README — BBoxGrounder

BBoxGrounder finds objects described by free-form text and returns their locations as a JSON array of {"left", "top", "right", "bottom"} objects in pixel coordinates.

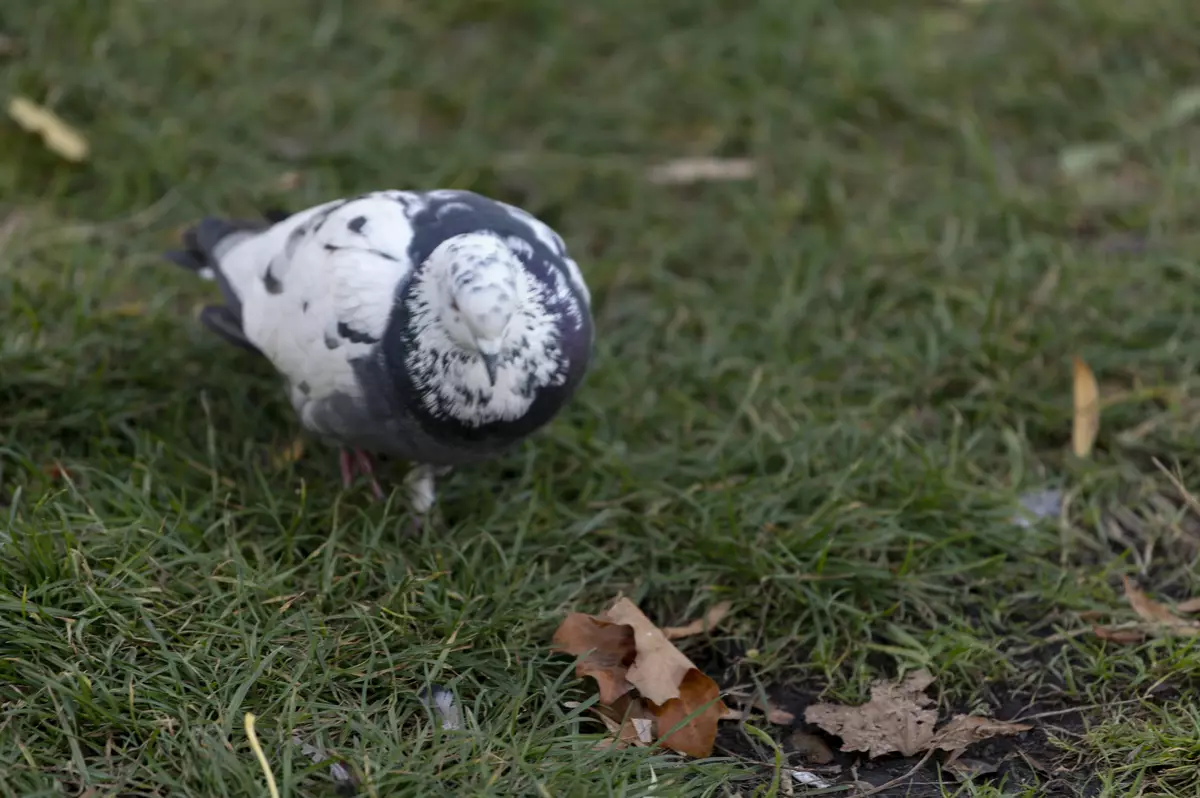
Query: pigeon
[{"left": 164, "top": 189, "right": 593, "bottom": 517}]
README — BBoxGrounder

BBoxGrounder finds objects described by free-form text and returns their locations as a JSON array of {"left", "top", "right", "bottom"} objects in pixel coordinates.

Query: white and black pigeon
[{"left": 164, "top": 189, "right": 593, "bottom": 518}]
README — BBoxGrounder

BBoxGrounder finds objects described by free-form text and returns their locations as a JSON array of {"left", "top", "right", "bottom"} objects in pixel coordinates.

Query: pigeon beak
[{"left": 481, "top": 353, "right": 499, "bottom": 386}]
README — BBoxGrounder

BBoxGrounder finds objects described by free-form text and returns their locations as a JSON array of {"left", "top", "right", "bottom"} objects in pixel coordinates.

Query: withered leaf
[
  {"left": 552, "top": 597, "right": 728, "bottom": 758},
  {"left": 662, "top": 600, "right": 732, "bottom": 640},
  {"left": 931, "top": 715, "right": 1031, "bottom": 754},
  {"left": 1122, "top": 576, "right": 1200, "bottom": 636},
  {"left": 760, "top": 698, "right": 795, "bottom": 725},
  {"left": 944, "top": 757, "right": 1000, "bottom": 781},
  {"left": 604, "top": 597, "right": 695, "bottom": 705},
  {"left": 1176, "top": 596, "right": 1200, "bottom": 614},
  {"left": 806, "top": 671, "right": 1030, "bottom": 760},
  {"left": 1092, "top": 624, "right": 1147, "bottom": 645},
  {"left": 1071, "top": 356, "right": 1100, "bottom": 458},
  {"left": 789, "top": 730, "right": 835, "bottom": 765},
  {"left": 572, "top": 695, "right": 654, "bottom": 749},
  {"left": 551, "top": 614, "right": 637, "bottom": 703},
  {"left": 805, "top": 670, "right": 938, "bottom": 757},
  {"left": 647, "top": 667, "right": 726, "bottom": 759}
]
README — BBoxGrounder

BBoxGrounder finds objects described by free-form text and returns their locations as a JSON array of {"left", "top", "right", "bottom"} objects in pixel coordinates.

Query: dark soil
[{"left": 712, "top": 681, "right": 1100, "bottom": 797}]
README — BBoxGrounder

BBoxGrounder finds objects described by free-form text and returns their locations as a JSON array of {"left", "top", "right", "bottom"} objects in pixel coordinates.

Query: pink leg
[
  {"left": 353, "top": 449, "right": 386, "bottom": 501},
  {"left": 338, "top": 449, "right": 355, "bottom": 489}
]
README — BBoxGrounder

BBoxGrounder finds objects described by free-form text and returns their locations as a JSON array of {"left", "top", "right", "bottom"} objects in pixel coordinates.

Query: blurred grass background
[{"left": 4, "top": 1, "right": 1200, "bottom": 796}]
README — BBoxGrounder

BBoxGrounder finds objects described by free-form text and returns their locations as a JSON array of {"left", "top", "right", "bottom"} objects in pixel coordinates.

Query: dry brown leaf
[
  {"left": 943, "top": 757, "right": 1000, "bottom": 781},
  {"left": 805, "top": 671, "right": 1029, "bottom": 760},
  {"left": 722, "top": 684, "right": 797, "bottom": 724},
  {"left": 550, "top": 614, "right": 636, "bottom": 703},
  {"left": 592, "top": 696, "right": 655, "bottom": 748},
  {"left": 764, "top": 704, "right": 795, "bottom": 725},
  {"left": 603, "top": 598, "right": 695, "bottom": 705},
  {"left": 1122, "top": 576, "right": 1200, "bottom": 636},
  {"left": 552, "top": 597, "right": 728, "bottom": 758},
  {"left": 1072, "top": 356, "right": 1100, "bottom": 458},
  {"left": 750, "top": 695, "right": 795, "bottom": 724},
  {"left": 7, "top": 96, "right": 90, "bottom": 162},
  {"left": 1092, "top": 624, "right": 1147, "bottom": 645},
  {"left": 663, "top": 601, "right": 732, "bottom": 640},
  {"left": 721, "top": 693, "right": 794, "bottom": 724},
  {"left": 646, "top": 157, "right": 756, "bottom": 185},
  {"left": 805, "top": 670, "right": 938, "bottom": 757},
  {"left": 1175, "top": 596, "right": 1200, "bottom": 614},
  {"left": 604, "top": 598, "right": 728, "bottom": 757},
  {"left": 647, "top": 667, "right": 726, "bottom": 758},
  {"left": 931, "top": 715, "right": 1031, "bottom": 754},
  {"left": 789, "top": 730, "right": 835, "bottom": 765}
]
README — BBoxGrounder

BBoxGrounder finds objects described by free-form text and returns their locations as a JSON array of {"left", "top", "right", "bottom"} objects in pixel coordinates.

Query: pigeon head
[
  {"left": 428, "top": 233, "right": 521, "bottom": 386},
  {"left": 398, "top": 226, "right": 580, "bottom": 429},
  {"left": 400, "top": 229, "right": 579, "bottom": 429}
]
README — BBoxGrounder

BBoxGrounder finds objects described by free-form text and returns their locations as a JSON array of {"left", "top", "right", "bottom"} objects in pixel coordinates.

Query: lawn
[{"left": 3, "top": 1, "right": 1200, "bottom": 796}]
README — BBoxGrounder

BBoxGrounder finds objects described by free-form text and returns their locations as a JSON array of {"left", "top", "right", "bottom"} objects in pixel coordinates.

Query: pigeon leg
[
  {"left": 338, "top": 449, "right": 356, "bottom": 489},
  {"left": 402, "top": 464, "right": 452, "bottom": 533},
  {"left": 352, "top": 449, "right": 386, "bottom": 501},
  {"left": 403, "top": 464, "right": 439, "bottom": 515}
]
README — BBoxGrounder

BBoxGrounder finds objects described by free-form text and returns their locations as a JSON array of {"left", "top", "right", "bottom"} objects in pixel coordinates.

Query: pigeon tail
[{"left": 163, "top": 215, "right": 276, "bottom": 355}]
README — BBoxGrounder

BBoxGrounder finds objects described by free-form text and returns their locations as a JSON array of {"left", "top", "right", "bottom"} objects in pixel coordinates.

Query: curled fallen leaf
[
  {"left": 1122, "top": 576, "right": 1200, "bottom": 636},
  {"left": 650, "top": 667, "right": 726, "bottom": 758},
  {"left": 551, "top": 597, "right": 728, "bottom": 757},
  {"left": 604, "top": 598, "right": 696, "bottom": 705},
  {"left": 1071, "top": 356, "right": 1100, "bottom": 458},
  {"left": 663, "top": 600, "right": 732, "bottom": 640},
  {"left": 7, "top": 96, "right": 90, "bottom": 162},
  {"left": 551, "top": 614, "right": 636, "bottom": 704}
]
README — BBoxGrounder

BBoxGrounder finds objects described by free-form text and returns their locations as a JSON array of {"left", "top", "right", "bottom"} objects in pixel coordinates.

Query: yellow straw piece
[{"left": 244, "top": 713, "right": 281, "bottom": 798}]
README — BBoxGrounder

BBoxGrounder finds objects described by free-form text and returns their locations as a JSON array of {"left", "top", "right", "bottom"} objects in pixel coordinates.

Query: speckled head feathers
[
  {"left": 430, "top": 233, "right": 521, "bottom": 355},
  {"left": 399, "top": 227, "right": 584, "bottom": 428}
]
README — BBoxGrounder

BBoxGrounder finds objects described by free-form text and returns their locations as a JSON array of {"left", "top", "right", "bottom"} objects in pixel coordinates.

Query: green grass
[{"left": 4, "top": 1, "right": 1200, "bottom": 796}]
